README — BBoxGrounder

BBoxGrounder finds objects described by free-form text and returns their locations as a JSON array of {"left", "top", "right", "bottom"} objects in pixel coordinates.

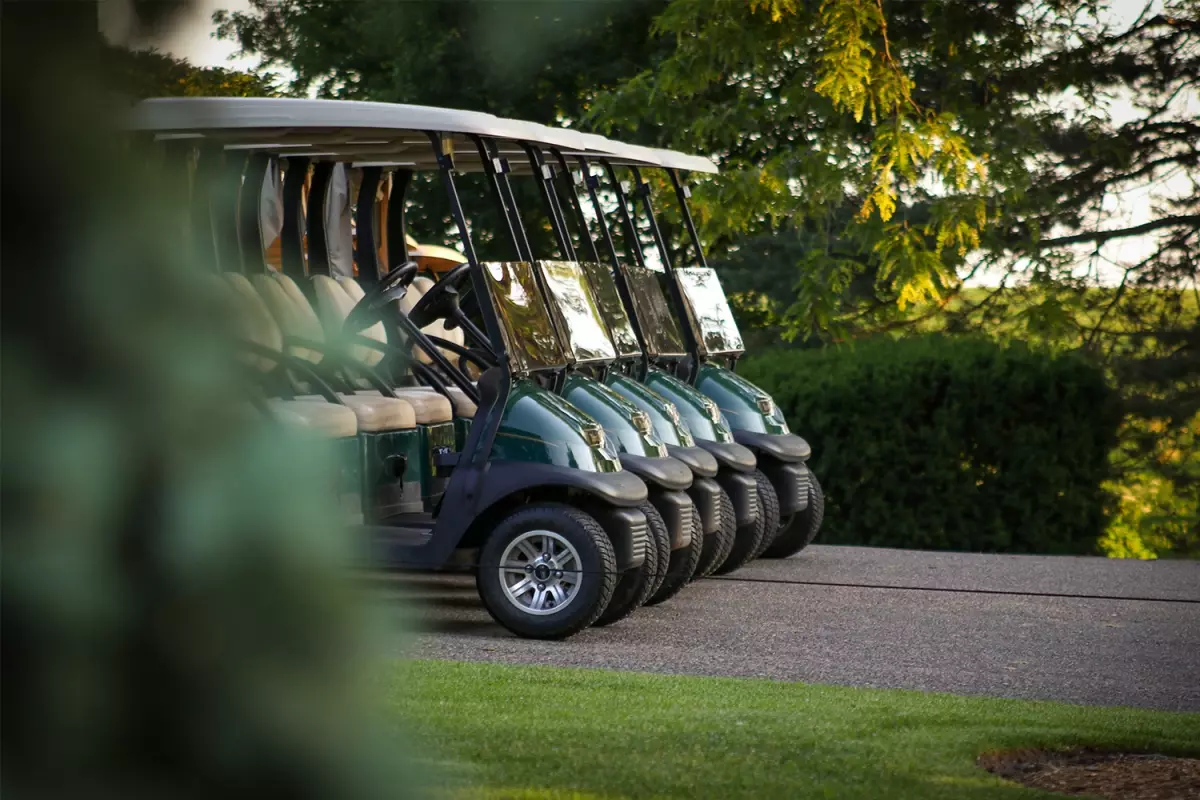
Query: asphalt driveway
[{"left": 380, "top": 545, "right": 1200, "bottom": 712}]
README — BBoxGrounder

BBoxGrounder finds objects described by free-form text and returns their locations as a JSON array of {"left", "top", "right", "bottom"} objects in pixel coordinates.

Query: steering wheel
[
  {"left": 343, "top": 260, "right": 419, "bottom": 333},
  {"left": 408, "top": 262, "right": 473, "bottom": 330}
]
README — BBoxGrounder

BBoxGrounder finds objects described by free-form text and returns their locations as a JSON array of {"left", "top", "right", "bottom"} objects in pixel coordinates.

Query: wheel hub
[{"left": 498, "top": 530, "right": 582, "bottom": 616}]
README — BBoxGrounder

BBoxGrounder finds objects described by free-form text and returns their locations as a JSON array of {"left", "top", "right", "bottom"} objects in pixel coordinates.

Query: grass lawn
[{"left": 390, "top": 659, "right": 1200, "bottom": 799}]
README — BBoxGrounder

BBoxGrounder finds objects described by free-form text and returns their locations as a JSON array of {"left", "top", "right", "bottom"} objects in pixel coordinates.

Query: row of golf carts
[{"left": 129, "top": 98, "right": 824, "bottom": 639}]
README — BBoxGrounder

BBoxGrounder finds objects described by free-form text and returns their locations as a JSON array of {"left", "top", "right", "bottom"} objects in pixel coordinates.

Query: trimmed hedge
[{"left": 740, "top": 337, "right": 1121, "bottom": 554}]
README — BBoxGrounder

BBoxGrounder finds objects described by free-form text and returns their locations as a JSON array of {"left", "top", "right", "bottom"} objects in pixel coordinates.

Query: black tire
[
  {"left": 713, "top": 487, "right": 767, "bottom": 576},
  {"left": 594, "top": 502, "right": 666, "bottom": 627},
  {"left": 644, "top": 504, "right": 702, "bottom": 606},
  {"left": 763, "top": 472, "right": 825, "bottom": 559},
  {"left": 695, "top": 487, "right": 737, "bottom": 579},
  {"left": 476, "top": 504, "right": 617, "bottom": 639},
  {"left": 749, "top": 469, "right": 782, "bottom": 560}
]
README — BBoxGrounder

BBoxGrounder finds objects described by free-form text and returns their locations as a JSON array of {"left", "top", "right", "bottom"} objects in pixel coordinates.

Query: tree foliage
[{"left": 104, "top": 44, "right": 275, "bottom": 99}]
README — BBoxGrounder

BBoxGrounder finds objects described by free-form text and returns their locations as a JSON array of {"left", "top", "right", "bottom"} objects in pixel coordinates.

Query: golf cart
[
  {"left": 130, "top": 97, "right": 653, "bottom": 639},
  {"left": 606, "top": 143, "right": 824, "bottom": 558}
]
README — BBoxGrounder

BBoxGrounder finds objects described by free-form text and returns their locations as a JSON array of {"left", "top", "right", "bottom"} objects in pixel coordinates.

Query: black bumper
[
  {"left": 694, "top": 438, "right": 757, "bottom": 473},
  {"left": 759, "top": 459, "right": 812, "bottom": 517},
  {"left": 666, "top": 444, "right": 719, "bottom": 478},
  {"left": 732, "top": 430, "right": 811, "bottom": 463},
  {"left": 715, "top": 468, "right": 759, "bottom": 528},
  {"left": 649, "top": 488, "right": 696, "bottom": 551},
  {"left": 590, "top": 504, "right": 650, "bottom": 570},
  {"left": 686, "top": 475, "right": 722, "bottom": 536},
  {"left": 620, "top": 452, "right": 693, "bottom": 492}
]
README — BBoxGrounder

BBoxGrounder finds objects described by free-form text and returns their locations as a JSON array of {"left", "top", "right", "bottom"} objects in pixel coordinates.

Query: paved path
[{"left": 381, "top": 545, "right": 1200, "bottom": 712}]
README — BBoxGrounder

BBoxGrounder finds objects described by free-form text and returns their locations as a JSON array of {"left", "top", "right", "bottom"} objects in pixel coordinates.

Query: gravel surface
[{"left": 380, "top": 545, "right": 1200, "bottom": 712}]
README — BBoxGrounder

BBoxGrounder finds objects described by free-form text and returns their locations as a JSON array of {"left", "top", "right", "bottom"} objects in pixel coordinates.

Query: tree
[
  {"left": 213, "top": 0, "right": 667, "bottom": 258},
  {"left": 103, "top": 45, "right": 276, "bottom": 99}
]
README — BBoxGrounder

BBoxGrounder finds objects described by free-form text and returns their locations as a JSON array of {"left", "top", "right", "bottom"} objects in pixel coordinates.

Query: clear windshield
[
  {"left": 674, "top": 267, "right": 745, "bottom": 356},
  {"left": 618, "top": 263, "right": 687, "bottom": 357},
  {"left": 534, "top": 260, "right": 618, "bottom": 365},
  {"left": 577, "top": 260, "right": 642, "bottom": 359},
  {"left": 480, "top": 261, "right": 568, "bottom": 373}
]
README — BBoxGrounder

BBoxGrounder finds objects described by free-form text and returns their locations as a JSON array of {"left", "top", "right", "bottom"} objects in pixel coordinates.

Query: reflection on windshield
[
  {"left": 675, "top": 267, "right": 745, "bottom": 355},
  {"left": 618, "top": 264, "right": 686, "bottom": 357},
  {"left": 535, "top": 261, "right": 618, "bottom": 365},
  {"left": 577, "top": 261, "right": 642, "bottom": 358},
  {"left": 482, "top": 261, "right": 567, "bottom": 373}
]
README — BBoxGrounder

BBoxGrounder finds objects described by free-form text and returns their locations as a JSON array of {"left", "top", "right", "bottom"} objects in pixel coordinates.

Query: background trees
[{"left": 210, "top": 0, "right": 1196, "bottom": 555}]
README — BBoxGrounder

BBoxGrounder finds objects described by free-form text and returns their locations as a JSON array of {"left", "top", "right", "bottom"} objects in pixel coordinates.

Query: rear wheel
[
  {"left": 750, "top": 469, "right": 782, "bottom": 560},
  {"left": 763, "top": 473, "right": 825, "bottom": 559},
  {"left": 476, "top": 504, "right": 617, "bottom": 639},
  {"left": 645, "top": 505, "right": 702, "bottom": 606},
  {"left": 695, "top": 487, "right": 737, "bottom": 579},
  {"left": 593, "top": 502, "right": 665, "bottom": 627}
]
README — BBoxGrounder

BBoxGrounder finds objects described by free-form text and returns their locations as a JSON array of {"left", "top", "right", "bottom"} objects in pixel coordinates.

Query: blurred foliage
[
  {"left": 740, "top": 338, "right": 1122, "bottom": 554},
  {"left": 104, "top": 44, "right": 277, "bottom": 99},
  {"left": 2, "top": 3, "right": 413, "bottom": 795}
]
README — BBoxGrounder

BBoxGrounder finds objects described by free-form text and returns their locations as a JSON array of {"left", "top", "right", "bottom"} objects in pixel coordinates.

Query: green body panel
[
  {"left": 695, "top": 363, "right": 790, "bottom": 435},
  {"left": 491, "top": 378, "right": 621, "bottom": 472},
  {"left": 562, "top": 374, "right": 668, "bottom": 458},
  {"left": 361, "top": 428, "right": 424, "bottom": 517},
  {"left": 337, "top": 435, "right": 365, "bottom": 524},
  {"left": 604, "top": 372, "right": 695, "bottom": 448},
  {"left": 643, "top": 368, "right": 735, "bottom": 444}
]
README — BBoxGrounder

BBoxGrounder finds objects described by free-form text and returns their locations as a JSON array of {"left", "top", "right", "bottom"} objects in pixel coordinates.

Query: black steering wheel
[
  {"left": 408, "top": 262, "right": 473, "bottom": 330},
  {"left": 343, "top": 260, "right": 419, "bottom": 333}
]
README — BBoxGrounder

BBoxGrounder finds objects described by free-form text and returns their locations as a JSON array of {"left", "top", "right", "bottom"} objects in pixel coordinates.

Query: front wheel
[
  {"left": 594, "top": 501, "right": 667, "bottom": 627},
  {"left": 476, "top": 504, "right": 617, "bottom": 639},
  {"left": 694, "top": 487, "right": 737, "bottom": 579},
  {"left": 750, "top": 469, "right": 782, "bottom": 560},
  {"left": 762, "top": 473, "right": 825, "bottom": 559},
  {"left": 644, "top": 504, "right": 702, "bottom": 606}
]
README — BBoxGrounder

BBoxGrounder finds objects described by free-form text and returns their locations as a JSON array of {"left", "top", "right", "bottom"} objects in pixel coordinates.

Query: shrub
[{"left": 740, "top": 337, "right": 1122, "bottom": 554}]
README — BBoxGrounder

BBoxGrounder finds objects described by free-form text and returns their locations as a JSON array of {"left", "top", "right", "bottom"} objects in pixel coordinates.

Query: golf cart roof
[{"left": 128, "top": 97, "right": 588, "bottom": 168}]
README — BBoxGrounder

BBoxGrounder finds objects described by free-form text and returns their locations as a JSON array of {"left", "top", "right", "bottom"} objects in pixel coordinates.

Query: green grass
[{"left": 390, "top": 660, "right": 1200, "bottom": 799}]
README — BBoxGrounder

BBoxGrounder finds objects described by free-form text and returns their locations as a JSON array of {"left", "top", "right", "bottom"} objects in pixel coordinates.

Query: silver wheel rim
[{"left": 498, "top": 530, "right": 582, "bottom": 616}]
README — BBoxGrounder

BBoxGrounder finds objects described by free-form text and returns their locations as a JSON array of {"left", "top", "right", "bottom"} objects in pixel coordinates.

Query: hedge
[{"left": 739, "top": 337, "right": 1122, "bottom": 554}]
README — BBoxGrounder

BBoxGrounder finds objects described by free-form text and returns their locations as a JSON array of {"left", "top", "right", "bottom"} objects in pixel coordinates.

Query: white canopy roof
[{"left": 127, "top": 97, "right": 717, "bottom": 174}]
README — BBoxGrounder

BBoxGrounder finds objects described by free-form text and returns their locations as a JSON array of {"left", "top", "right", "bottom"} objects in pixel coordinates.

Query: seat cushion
[
  {"left": 253, "top": 272, "right": 325, "bottom": 363},
  {"left": 267, "top": 399, "right": 358, "bottom": 438},
  {"left": 225, "top": 274, "right": 284, "bottom": 371},
  {"left": 295, "top": 394, "right": 416, "bottom": 432},
  {"left": 414, "top": 385, "right": 477, "bottom": 417},
  {"left": 360, "top": 388, "right": 453, "bottom": 423},
  {"left": 312, "top": 275, "right": 388, "bottom": 367}
]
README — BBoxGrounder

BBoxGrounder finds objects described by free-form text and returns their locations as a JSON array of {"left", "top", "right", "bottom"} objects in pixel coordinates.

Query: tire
[
  {"left": 713, "top": 480, "right": 769, "bottom": 576},
  {"left": 763, "top": 472, "right": 825, "bottom": 559},
  {"left": 476, "top": 503, "right": 617, "bottom": 639},
  {"left": 594, "top": 502, "right": 666, "bottom": 627},
  {"left": 749, "top": 469, "right": 782, "bottom": 560},
  {"left": 644, "top": 504, "right": 702, "bottom": 606},
  {"left": 695, "top": 487, "right": 737, "bottom": 579}
]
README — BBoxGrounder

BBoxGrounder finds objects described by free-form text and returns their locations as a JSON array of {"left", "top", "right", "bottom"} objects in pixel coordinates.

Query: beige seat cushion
[
  {"left": 225, "top": 274, "right": 285, "bottom": 371},
  {"left": 295, "top": 394, "right": 416, "bottom": 432},
  {"left": 360, "top": 388, "right": 453, "bottom": 424},
  {"left": 312, "top": 274, "right": 388, "bottom": 367},
  {"left": 267, "top": 398, "right": 357, "bottom": 438},
  {"left": 414, "top": 385, "right": 477, "bottom": 418},
  {"left": 253, "top": 272, "right": 325, "bottom": 363}
]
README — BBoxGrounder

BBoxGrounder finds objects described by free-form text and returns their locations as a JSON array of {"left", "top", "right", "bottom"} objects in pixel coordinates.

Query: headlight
[
  {"left": 582, "top": 424, "right": 605, "bottom": 449},
  {"left": 631, "top": 411, "right": 654, "bottom": 437},
  {"left": 756, "top": 395, "right": 775, "bottom": 415},
  {"left": 664, "top": 402, "right": 681, "bottom": 424},
  {"left": 702, "top": 397, "right": 722, "bottom": 423}
]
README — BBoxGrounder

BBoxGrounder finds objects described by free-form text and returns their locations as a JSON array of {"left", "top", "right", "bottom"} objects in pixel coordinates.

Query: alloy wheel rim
[{"left": 498, "top": 530, "right": 582, "bottom": 616}]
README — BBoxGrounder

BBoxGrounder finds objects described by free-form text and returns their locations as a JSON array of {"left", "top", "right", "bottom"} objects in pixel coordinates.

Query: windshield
[
  {"left": 577, "top": 261, "right": 642, "bottom": 359},
  {"left": 674, "top": 267, "right": 745, "bottom": 356},
  {"left": 534, "top": 260, "right": 618, "bottom": 365},
  {"left": 618, "top": 263, "right": 687, "bottom": 357},
  {"left": 480, "top": 261, "right": 568, "bottom": 373}
]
